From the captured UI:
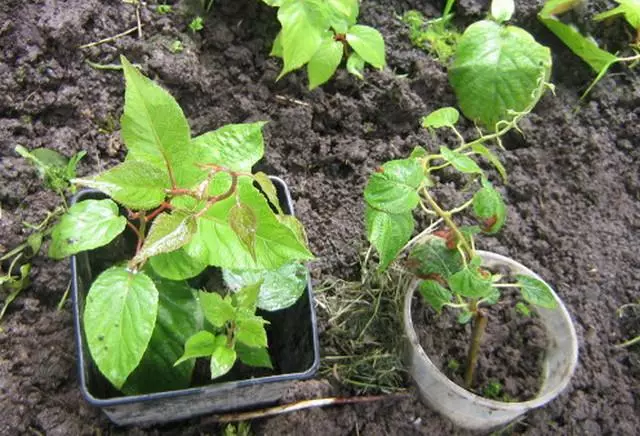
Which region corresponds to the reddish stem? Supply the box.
[145,202,172,222]
[196,173,239,218]
[126,221,144,253]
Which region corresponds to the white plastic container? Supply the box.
[403,251,578,431]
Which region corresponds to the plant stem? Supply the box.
[421,188,473,257]
[195,173,239,218]
[77,26,139,49]
[464,308,488,389]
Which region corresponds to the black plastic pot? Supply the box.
[70,177,320,426]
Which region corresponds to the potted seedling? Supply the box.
[363,2,577,430]
[49,56,319,426]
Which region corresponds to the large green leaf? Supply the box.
[74,160,171,210]
[49,199,127,259]
[191,122,266,173]
[122,274,201,395]
[133,212,196,264]
[408,236,464,280]
[229,202,258,261]
[120,56,191,172]
[594,0,640,31]
[84,267,159,389]
[327,0,359,32]
[364,159,424,213]
[149,248,207,280]
[346,25,385,69]
[277,0,330,77]
[449,20,552,129]
[308,36,344,90]
[223,262,307,311]
[365,206,414,271]
[185,180,313,270]
[517,275,557,309]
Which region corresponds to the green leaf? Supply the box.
[236,314,269,348]
[120,56,191,172]
[234,281,263,312]
[186,179,313,270]
[133,212,196,264]
[277,0,330,77]
[276,215,308,247]
[538,14,617,73]
[365,206,414,271]
[236,343,273,369]
[364,158,424,213]
[422,107,459,129]
[449,20,552,129]
[73,160,171,210]
[307,36,343,90]
[175,331,217,366]
[229,202,258,261]
[49,199,127,259]
[408,236,464,280]
[418,280,452,312]
[271,31,284,57]
[149,248,207,280]
[409,146,428,159]
[515,301,532,317]
[594,0,640,31]
[210,335,237,379]
[16,145,73,193]
[470,143,507,182]
[346,25,385,69]
[472,180,506,234]
[327,0,359,33]
[191,122,266,173]
[223,262,307,311]
[122,274,201,395]
[440,146,483,174]
[346,52,365,79]
[447,266,494,299]
[254,172,283,214]
[517,275,557,309]
[199,291,236,328]
[458,310,473,324]
[84,267,158,389]
[491,0,515,23]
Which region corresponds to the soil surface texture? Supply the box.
[1,0,639,435]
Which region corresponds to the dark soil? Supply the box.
[1,0,639,434]
[411,291,549,402]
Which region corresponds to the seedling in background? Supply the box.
[189,16,204,32]
[264,0,386,89]
[157,4,172,14]
[47,56,313,394]
[539,0,640,99]
[1,146,85,324]
[402,0,460,63]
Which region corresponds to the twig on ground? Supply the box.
[78,26,140,49]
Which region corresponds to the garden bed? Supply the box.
[0,0,638,434]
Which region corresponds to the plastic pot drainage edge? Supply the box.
[70,176,320,426]
[403,250,579,431]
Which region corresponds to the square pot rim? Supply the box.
[69,177,320,408]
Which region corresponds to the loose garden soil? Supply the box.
[1,0,639,434]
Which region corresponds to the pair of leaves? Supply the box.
[364,158,424,270]
[450,19,552,129]
[176,285,271,379]
[472,180,506,234]
[270,0,385,89]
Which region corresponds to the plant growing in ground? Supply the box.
[1,146,85,325]
[539,0,640,99]
[47,56,313,393]
[264,0,386,89]
[402,0,460,63]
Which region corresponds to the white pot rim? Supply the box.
[404,250,579,423]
